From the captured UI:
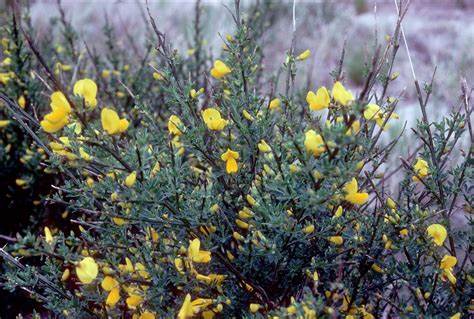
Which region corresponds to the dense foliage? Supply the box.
[0,1,472,318]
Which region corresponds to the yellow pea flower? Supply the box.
[178,294,193,319]
[386,197,396,209]
[426,224,447,246]
[440,255,457,271]
[101,69,111,78]
[303,224,315,234]
[101,276,119,291]
[73,78,98,108]
[210,60,231,79]
[236,219,249,230]
[296,49,311,61]
[190,88,204,98]
[106,287,120,307]
[75,256,98,284]
[249,303,261,313]
[152,70,164,80]
[126,294,143,309]
[364,103,384,127]
[246,195,257,206]
[44,226,54,244]
[79,147,92,161]
[0,71,13,84]
[168,115,184,136]
[101,108,129,135]
[333,206,343,218]
[328,236,343,245]
[124,171,137,187]
[364,103,398,129]
[61,269,70,281]
[139,311,156,319]
[304,130,325,157]
[18,95,26,109]
[412,157,429,182]
[258,140,271,153]
[242,109,254,121]
[221,148,239,174]
[40,91,72,133]
[306,87,330,111]
[332,81,354,106]
[188,238,211,263]
[202,108,228,131]
[269,98,281,110]
[0,120,10,128]
[440,255,458,285]
[343,178,369,205]
[1,57,11,66]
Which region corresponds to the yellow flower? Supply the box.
[126,293,143,309]
[202,108,228,131]
[188,238,211,263]
[18,95,26,109]
[0,120,10,128]
[139,311,156,319]
[124,171,137,187]
[249,303,261,313]
[101,276,119,291]
[332,81,354,106]
[328,236,343,245]
[236,219,249,230]
[190,88,204,99]
[364,103,384,126]
[426,224,447,246]
[152,71,164,80]
[178,294,194,319]
[257,140,271,153]
[73,78,98,108]
[221,148,239,174]
[306,87,330,111]
[269,98,281,110]
[40,92,71,133]
[412,157,429,182]
[61,269,70,281]
[210,60,231,79]
[333,206,343,218]
[386,197,396,209]
[296,49,311,61]
[303,224,315,234]
[79,147,92,161]
[1,57,11,66]
[0,71,13,84]
[101,108,129,135]
[242,109,254,121]
[106,287,120,307]
[101,69,111,78]
[364,103,398,129]
[343,178,369,205]
[304,130,325,157]
[168,115,184,136]
[44,226,54,244]
[246,195,257,206]
[440,255,457,271]
[75,257,98,284]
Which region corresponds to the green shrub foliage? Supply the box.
[0,1,472,318]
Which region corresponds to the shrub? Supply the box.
[0,1,472,318]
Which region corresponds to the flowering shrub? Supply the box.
[0,2,472,318]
